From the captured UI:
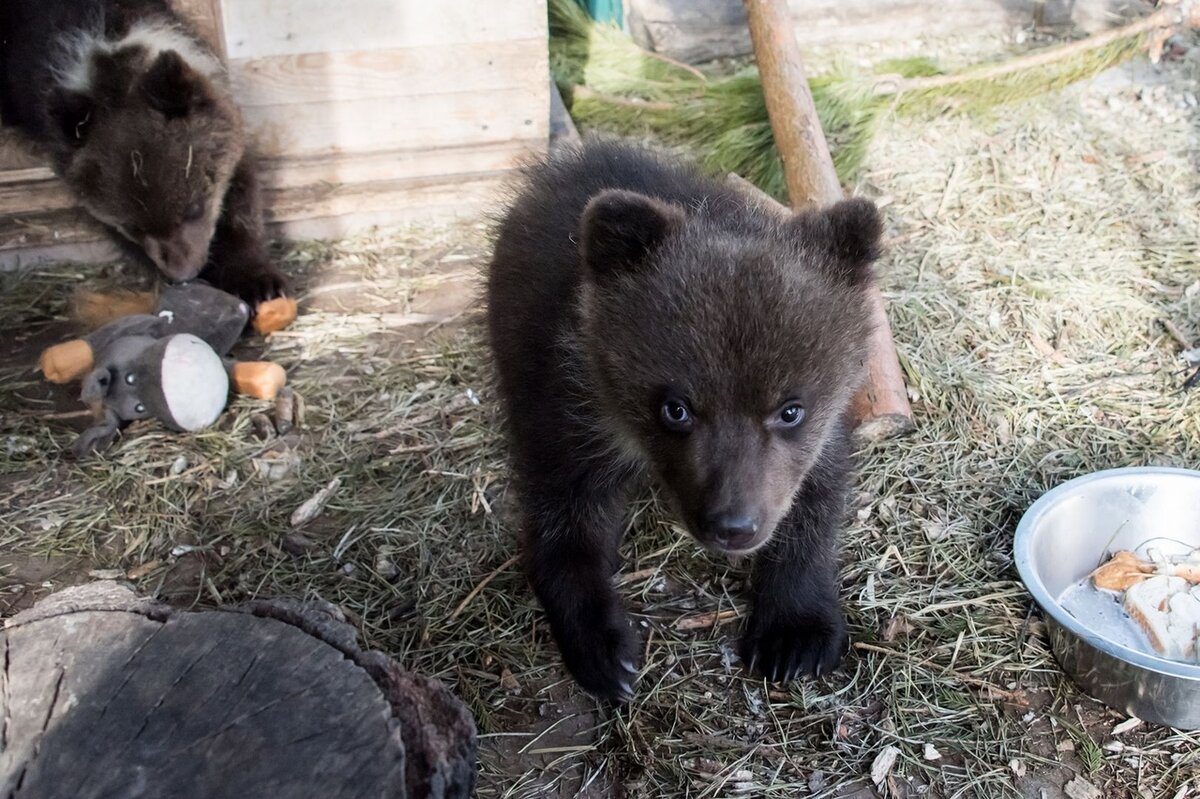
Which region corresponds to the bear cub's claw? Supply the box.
[740,610,848,683]
[557,606,642,704]
[219,265,290,308]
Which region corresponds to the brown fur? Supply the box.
[0,0,288,305]
[487,141,882,700]
[53,48,243,282]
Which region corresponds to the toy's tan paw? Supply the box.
[252,297,298,335]
[70,289,156,329]
[39,340,95,384]
[231,361,287,400]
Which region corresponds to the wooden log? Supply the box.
[0,581,477,799]
[875,1,1200,96]
[742,0,914,440]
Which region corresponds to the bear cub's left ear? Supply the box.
[789,197,883,285]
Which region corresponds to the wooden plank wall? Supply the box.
[224,0,549,238]
[0,0,550,267]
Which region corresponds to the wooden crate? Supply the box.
[0,0,550,268]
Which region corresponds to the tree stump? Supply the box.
[0,582,476,799]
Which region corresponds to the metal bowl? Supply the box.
[1014,466,1200,729]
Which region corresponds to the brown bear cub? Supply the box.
[487,141,882,702]
[0,0,287,305]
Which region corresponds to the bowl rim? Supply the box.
[1014,465,1200,680]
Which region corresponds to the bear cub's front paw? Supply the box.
[740,607,848,682]
[217,264,290,307]
[554,603,641,703]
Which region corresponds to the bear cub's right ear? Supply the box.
[789,197,884,286]
[580,189,686,280]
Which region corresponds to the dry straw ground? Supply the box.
[3,32,1200,799]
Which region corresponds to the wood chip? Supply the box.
[869,745,900,788]
[1029,332,1071,366]
[1064,776,1101,799]
[125,560,162,580]
[882,614,913,643]
[290,478,341,528]
[275,386,296,435]
[674,609,742,630]
[282,532,319,555]
[1111,717,1143,736]
[253,450,300,481]
[292,390,307,427]
[250,413,275,441]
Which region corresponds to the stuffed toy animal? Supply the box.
[39,282,288,456]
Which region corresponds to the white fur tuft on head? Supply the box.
[55,19,224,93]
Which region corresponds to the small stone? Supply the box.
[1010,758,1026,778]
[169,455,189,475]
[4,435,35,456]
[375,552,401,581]
[923,743,942,761]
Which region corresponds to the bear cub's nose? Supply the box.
[703,512,760,551]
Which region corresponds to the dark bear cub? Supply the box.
[0,0,287,305]
[487,141,883,701]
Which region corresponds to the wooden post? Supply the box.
[743,0,914,440]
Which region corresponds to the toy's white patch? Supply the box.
[160,334,228,431]
[57,19,223,93]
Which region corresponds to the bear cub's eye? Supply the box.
[777,403,805,428]
[660,399,693,432]
[183,201,205,222]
